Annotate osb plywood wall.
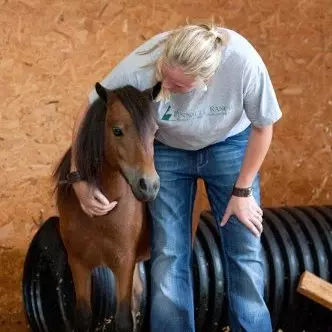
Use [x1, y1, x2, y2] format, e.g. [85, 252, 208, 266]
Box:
[2, 0, 331, 250]
[0, 0, 331, 330]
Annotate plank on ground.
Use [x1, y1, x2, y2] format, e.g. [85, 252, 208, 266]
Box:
[297, 271, 332, 311]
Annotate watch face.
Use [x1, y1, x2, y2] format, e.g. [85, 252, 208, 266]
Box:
[66, 172, 80, 183]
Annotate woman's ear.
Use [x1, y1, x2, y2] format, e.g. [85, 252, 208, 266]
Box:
[95, 82, 108, 103]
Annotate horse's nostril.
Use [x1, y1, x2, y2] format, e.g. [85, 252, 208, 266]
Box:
[153, 182, 159, 191]
[139, 178, 147, 191]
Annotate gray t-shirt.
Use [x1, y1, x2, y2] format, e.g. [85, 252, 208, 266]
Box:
[89, 28, 282, 150]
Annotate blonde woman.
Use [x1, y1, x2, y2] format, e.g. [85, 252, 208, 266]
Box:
[70, 24, 282, 331]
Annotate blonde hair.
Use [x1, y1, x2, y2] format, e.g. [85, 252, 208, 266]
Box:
[138, 23, 228, 101]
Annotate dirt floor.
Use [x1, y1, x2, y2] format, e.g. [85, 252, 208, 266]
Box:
[0, 248, 28, 332]
[0, 0, 331, 331]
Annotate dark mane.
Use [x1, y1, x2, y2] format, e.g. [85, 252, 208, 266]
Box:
[52, 84, 156, 204]
[115, 85, 156, 140]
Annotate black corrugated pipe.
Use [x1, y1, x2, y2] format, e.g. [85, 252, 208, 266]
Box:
[22, 206, 332, 332]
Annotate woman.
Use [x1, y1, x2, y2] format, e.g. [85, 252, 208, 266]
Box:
[69, 24, 282, 332]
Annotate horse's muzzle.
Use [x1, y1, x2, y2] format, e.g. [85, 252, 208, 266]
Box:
[136, 176, 160, 201]
[122, 166, 160, 201]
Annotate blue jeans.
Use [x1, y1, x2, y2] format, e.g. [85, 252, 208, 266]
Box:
[147, 125, 272, 332]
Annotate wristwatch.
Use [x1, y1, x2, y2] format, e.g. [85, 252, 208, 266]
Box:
[66, 171, 81, 184]
[232, 185, 253, 197]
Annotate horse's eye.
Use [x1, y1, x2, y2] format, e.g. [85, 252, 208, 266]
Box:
[112, 127, 123, 137]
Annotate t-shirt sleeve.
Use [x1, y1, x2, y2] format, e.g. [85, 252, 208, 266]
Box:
[243, 58, 282, 127]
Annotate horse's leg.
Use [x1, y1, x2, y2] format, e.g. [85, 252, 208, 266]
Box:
[131, 263, 144, 327]
[113, 258, 136, 332]
[68, 255, 92, 332]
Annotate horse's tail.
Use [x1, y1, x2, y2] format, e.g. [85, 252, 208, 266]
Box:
[51, 147, 72, 205]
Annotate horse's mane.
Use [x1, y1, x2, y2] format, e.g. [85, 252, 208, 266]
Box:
[52, 83, 159, 204]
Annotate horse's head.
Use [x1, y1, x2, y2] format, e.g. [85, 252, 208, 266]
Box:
[99, 83, 160, 201]
[74, 82, 161, 202]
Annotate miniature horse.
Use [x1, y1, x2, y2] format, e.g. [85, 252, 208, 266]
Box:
[53, 82, 160, 332]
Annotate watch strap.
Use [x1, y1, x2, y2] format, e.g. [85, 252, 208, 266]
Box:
[232, 185, 253, 197]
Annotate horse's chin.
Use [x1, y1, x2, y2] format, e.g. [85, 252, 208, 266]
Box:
[131, 189, 158, 202]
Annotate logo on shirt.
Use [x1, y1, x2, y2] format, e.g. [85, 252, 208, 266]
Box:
[161, 105, 173, 120]
[161, 105, 229, 121]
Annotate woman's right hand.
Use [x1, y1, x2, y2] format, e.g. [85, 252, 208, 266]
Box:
[72, 181, 118, 218]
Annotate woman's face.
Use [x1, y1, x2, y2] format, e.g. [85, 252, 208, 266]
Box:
[161, 63, 198, 93]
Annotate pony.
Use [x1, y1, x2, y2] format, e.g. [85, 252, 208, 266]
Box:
[53, 82, 161, 332]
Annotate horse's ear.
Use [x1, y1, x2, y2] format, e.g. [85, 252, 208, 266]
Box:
[95, 82, 108, 103]
[145, 81, 162, 101]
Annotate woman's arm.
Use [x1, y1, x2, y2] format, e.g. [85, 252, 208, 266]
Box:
[235, 124, 273, 188]
[221, 51, 282, 235]
[220, 124, 273, 237]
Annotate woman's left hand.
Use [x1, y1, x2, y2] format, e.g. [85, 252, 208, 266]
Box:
[220, 195, 263, 237]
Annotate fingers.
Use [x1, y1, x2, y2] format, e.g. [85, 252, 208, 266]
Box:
[90, 207, 111, 216]
[242, 218, 261, 237]
[91, 201, 116, 213]
[81, 200, 118, 218]
[248, 205, 263, 235]
[252, 209, 263, 222]
[220, 206, 262, 237]
[251, 199, 263, 216]
[75, 181, 118, 218]
[94, 190, 118, 210]
[249, 196, 262, 215]
[236, 209, 263, 237]
[221, 196, 264, 237]
[249, 215, 263, 234]
[109, 201, 118, 210]
[220, 209, 232, 226]
[81, 204, 94, 218]
[92, 200, 118, 214]
[256, 207, 263, 216]
[94, 190, 110, 205]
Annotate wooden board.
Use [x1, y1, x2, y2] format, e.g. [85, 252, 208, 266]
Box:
[297, 271, 332, 311]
